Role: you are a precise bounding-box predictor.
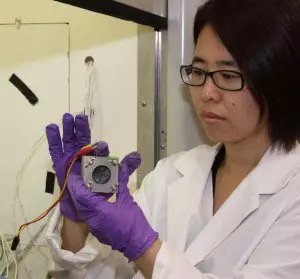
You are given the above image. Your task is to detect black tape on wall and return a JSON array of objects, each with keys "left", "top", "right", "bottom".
[
  {"left": 9, "top": 74, "right": 39, "bottom": 106},
  {"left": 45, "top": 171, "right": 56, "bottom": 194}
]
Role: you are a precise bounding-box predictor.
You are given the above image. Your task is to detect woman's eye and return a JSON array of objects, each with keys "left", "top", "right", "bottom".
[
  {"left": 221, "top": 73, "right": 239, "bottom": 80},
  {"left": 192, "top": 69, "right": 204, "bottom": 76}
]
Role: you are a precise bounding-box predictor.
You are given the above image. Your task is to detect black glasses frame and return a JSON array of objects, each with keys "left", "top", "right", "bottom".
[{"left": 180, "top": 65, "right": 245, "bottom": 91}]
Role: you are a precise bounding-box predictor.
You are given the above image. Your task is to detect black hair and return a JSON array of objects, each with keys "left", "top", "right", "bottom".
[{"left": 194, "top": 0, "right": 300, "bottom": 152}]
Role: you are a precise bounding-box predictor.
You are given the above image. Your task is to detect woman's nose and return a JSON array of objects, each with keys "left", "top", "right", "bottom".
[{"left": 200, "top": 76, "right": 221, "bottom": 103}]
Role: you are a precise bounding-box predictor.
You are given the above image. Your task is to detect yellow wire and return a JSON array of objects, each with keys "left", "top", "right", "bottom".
[
  {"left": 17, "top": 159, "right": 76, "bottom": 236},
  {"left": 17, "top": 144, "right": 93, "bottom": 236}
]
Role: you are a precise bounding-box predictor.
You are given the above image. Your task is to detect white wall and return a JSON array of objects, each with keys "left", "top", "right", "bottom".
[{"left": 0, "top": 1, "right": 138, "bottom": 278}]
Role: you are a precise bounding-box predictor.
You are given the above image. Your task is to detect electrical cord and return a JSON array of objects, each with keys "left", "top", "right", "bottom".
[
  {"left": 0, "top": 239, "right": 3, "bottom": 263},
  {"left": 13, "top": 112, "right": 85, "bottom": 233},
  {"left": 11, "top": 143, "right": 96, "bottom": 251},
  {"left": 11, "top": 112, "right": 86, "bottom": 277},
  {"left": 0, "top": 235, "right": 8, "bottom": 278},
  {"left": 84, "top": 60, "right": 96, "bottom": 129},
  {"left": 11, "top": 132, "right": 49, "bottom": 272},
  {"left": 4, "top": 236, "right": 17, "bottom": 279},
  {"left": 13, "top": 113, "right": 84, "bottom": 265},
  {"left": 13, "top": 132, "right": 46, "bottom": 232},
  {"left": 0, "top": 232, "right": 18, "bottom": 279}
]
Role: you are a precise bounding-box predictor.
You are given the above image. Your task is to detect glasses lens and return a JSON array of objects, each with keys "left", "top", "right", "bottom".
[
  {"left": 213, "top": 71, "right": 243, "bottom": 90},
  {"left": 181, "top": 66, "right": 205, "bottom": 86}
]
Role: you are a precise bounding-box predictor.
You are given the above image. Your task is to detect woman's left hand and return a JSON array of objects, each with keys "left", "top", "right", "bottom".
[{"left": 67, "top": 151, "right": 159, "bottom": 262}]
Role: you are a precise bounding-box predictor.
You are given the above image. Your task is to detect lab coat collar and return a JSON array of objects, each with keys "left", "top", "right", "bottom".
[
  {"left": 166, "top": 144, "right": 220, "bottom": 251},
  {"left": 173, "top": 143, "right": 221, "bottom": 177},
  {"left": 167, "top": 143, "right": 300, "bottom": 265},
  {"left": 174, "top": 143, "right": 300, "bottom": 194},
  {"left": 251, "top": 144, "right": 300, "bottom": 195}
]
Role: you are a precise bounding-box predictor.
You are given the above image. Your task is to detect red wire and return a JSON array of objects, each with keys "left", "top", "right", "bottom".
[{"left": 17, "top": 145, "right": 94, "bottom": 235}]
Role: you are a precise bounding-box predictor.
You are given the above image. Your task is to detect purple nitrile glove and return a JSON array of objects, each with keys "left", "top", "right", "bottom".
[
  {"left": 45, "top": 113, "right": 109, "bottom": 222},
  {"left": 67, "top": 151, "right": 159, "bottom": 262}
]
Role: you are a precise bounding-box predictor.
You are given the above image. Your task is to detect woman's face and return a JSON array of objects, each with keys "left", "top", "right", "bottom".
[{"left": 190, "top": 24, "right": 266, "bottom": 144}]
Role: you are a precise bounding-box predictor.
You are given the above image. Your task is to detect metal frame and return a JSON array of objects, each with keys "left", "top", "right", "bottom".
[
  {"left": 154, "top": 30, "right": 167, "bottom": 163},
  {"left": 165, "top": 0, "right": 209, "bottom": 156},
  {"left": 154, "top": 31, "right": 162, "bottom": 165},
  {"left": 137, "top": 26, "right": 155, "bottom": 186},
  {"left": 54, "top": 0, "right": 168, "bottom": 30},
  {"left": 112, "top": 0, "right": 167, "bottom": 18},
  {"left": 136, "top": 27, "right": 168, "bottom": 186}
]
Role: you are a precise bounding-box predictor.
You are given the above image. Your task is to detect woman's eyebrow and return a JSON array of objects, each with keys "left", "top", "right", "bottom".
[
  {"left": 216, "top": 60, "right": 238, "bottom": 67},
  {"left": 192, "top": 56, "right": 206, "bottom": 64},
  {"left": 192, "top": 56, "right": 238, "bottom": 68}
]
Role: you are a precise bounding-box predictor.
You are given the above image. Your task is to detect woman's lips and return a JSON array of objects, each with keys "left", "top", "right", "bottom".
[{"left": 201, "top": 111, "right": 226, "bottom": 123}]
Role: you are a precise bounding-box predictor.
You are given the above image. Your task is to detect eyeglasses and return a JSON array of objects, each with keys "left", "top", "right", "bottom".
[{"left": 180, "top": 65, "right": 245, "bottom": 91}]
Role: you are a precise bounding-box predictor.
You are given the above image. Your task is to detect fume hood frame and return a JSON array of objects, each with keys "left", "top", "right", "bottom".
[{"left": 54, "top": 0, "right": 168, "bottom": 30}]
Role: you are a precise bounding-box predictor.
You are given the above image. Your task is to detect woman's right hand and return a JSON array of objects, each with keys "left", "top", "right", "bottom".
[{"left": 45, "top": 113, "right": 110, "bottom": 222}]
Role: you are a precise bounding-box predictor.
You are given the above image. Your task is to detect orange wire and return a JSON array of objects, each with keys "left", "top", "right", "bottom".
[
  {"left": 17, "top": 159, "right": 76, "bottom": 236},
  {"left": 17, "top": 144, "right": 93, "bottom": 237}
]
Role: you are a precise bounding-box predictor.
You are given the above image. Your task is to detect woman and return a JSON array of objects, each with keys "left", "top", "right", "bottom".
[{"left": 45, "top": 0, "right": 300, "bottom": 278}]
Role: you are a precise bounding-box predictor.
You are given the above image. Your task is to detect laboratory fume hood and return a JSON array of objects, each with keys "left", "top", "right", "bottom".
[{"left": 54, "top": 0, "right": 208, "bottom": 185}]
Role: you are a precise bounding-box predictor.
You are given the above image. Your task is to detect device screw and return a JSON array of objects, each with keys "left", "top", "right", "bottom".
[
  {"left": 88, "top": 157, "right": 96, "bottom": 165},
  {"left": 160, "top": 144, "right": 166, "bottom": 150},
  {"left": 141, "top": 100, "right": 148, "bottom": 107},
  {"left": 87, "top": 181, "right": 93, "bottom": 189},
  {"left": 111, "top": 160, "right": 118, "bottom": 166},
  {"left": 15, "top": 18, "right": 22, "bottom": 29},
  {"left": 111, "top": 184, "right": 119, "bottom": 193}
]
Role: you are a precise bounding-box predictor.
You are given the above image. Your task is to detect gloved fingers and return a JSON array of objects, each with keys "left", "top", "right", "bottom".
[
  {"left": 71, "top": 160, "right": 81, "bottom": 173},
  {"left": 62, "top": 113, "right": 76, "bottom": 156},
  {"left": 120, "top": 152, "right": 141, "bottom": 176},
  {"left": 116, "top": 166, "right": 131, "bottom": 203},
  {"left": 116, "top": 152, "right": 141, "bottom": 203},
  {"left": 93, "top": 141, "right": 110, "bottom": 157},
  {"left": 46, "top": 124, "right": 63, "bottom": 166},
  {"left": 75, "top": 114, "right": 91, "bottom": 149}
]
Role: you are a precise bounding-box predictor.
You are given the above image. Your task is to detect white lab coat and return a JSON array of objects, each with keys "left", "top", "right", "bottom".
[{"left": 46, "top": 144, "right": 300, "bottom": 279}]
